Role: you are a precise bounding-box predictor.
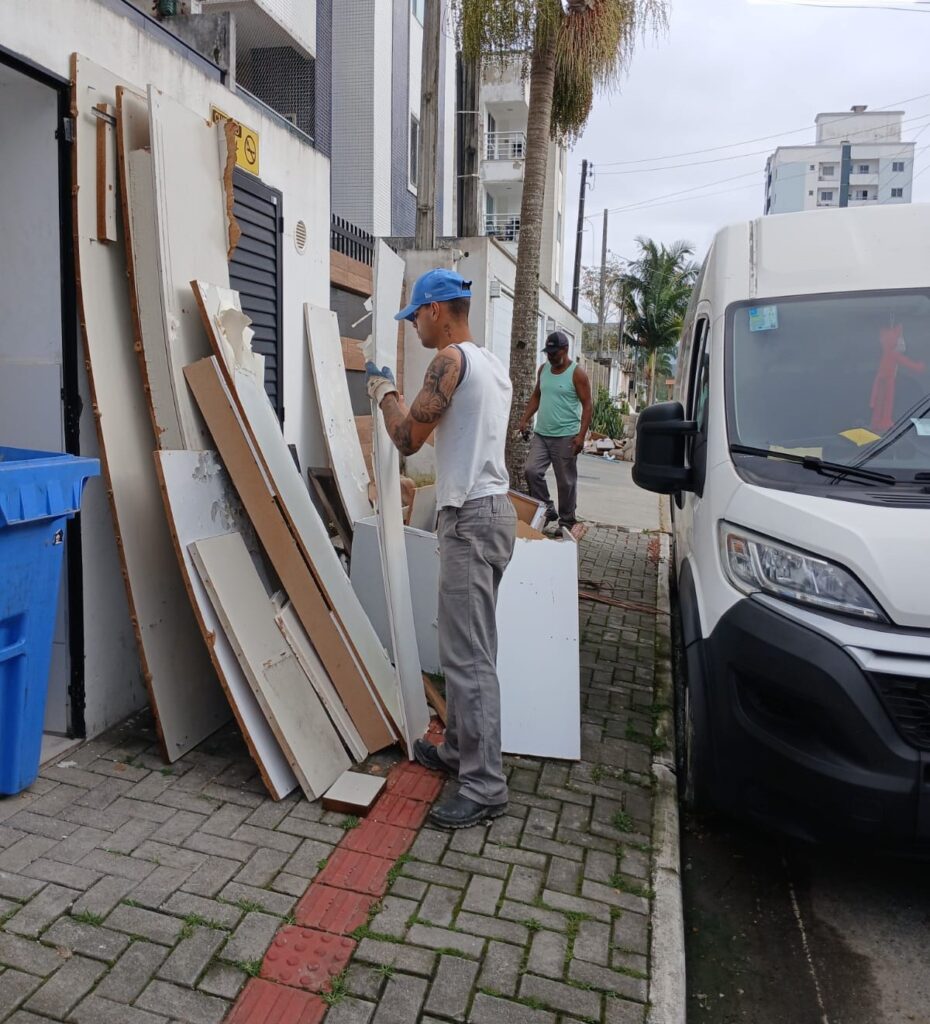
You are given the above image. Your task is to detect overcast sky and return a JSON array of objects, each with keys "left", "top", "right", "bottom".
[{"left": 564, "top": 0, "right": 930, "bottom": 317}]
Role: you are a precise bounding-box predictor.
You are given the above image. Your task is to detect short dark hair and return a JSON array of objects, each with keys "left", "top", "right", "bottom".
[{"left": 445, "top": 297, "right": 471, "bottom": 321}]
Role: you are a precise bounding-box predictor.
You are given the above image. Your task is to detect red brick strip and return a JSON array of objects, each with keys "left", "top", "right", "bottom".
[{"left": 225, "top": 730, "right": 445, "bottom": 1024}]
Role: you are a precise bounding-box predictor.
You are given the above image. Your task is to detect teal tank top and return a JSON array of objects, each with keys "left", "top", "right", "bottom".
[{"left": 535, "top": 362, "right": 582, "bottom": 437}]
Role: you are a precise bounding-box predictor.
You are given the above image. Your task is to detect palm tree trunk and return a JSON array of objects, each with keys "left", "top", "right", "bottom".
[
  {"left": 504, "top": 27, "right": 558, "bottom": 491},
  {"left": 647, "top": 348, "right": 657, "bottom": 406}
]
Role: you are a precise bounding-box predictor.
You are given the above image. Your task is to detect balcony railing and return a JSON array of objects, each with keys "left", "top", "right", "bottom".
[
  {"left": 485, "top": 214, "right": 521, "bottom": 243},
  {"left": 486, "top": 131, "right": 527, "bottom": 161},
  {"left": 331, "top": 214, "right": 374, "bottom": 266}
]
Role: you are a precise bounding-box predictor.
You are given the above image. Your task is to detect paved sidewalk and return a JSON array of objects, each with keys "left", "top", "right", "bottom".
[{"left": 0, "top": 526, "right": 662, "bottom": 1024}]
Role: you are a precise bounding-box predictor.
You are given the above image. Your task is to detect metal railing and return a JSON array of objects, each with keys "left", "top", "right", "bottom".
[
  {"left": 485, "top": 131, "right": 527, "bottom": 161},
  {"left": 485, "top": 214, "right": 521, "bottom": 243},
  {"left": 331, "top": 214, "right": 374, "bottom": 266}
]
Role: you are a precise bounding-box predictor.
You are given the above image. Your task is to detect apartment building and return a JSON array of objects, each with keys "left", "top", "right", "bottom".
[{"left": 765, "top": 106, "right": 915, "bottom": 214}]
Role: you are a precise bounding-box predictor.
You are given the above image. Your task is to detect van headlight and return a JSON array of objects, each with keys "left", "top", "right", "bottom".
[{"left": 718, "top": 522, "right": 885, "bottom": 621}]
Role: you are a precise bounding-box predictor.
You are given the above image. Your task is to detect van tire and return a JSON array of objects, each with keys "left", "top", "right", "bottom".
[{"left": 672, "top": 582, "right": 713, "bottom": 811}]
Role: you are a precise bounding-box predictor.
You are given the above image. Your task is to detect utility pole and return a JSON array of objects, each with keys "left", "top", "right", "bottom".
[
  {"left": 570, "top": 160, "right": 591, "bottom": 314},
  {"left": 415, "top": 0, "right": 442, "bottom": 249},
  {"left": 596, "top": 208, "right": 608, "bottom": 358},
  {"left": 839, "top": 141, "right": 852, "bottom": 208},
  {"left": 457, "top": 54, "right": 481, "bottom": 238}
]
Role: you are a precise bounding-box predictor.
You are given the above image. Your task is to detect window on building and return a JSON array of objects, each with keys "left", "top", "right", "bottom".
[
  {"left": 409, "top": 114, "right": 419, "bottom": 191},
  {"left": 411, "top": 0, "right": 424, "bottom": 23},
  {"left": 808, "top": 190, "right": 814, "bottom": 197},
  {"left": 858, "top": 164, "right": 871, "bottom": 174},
  {"left": 854, "top": 189, "right": 871, "bottom": 200},
  {"left": 809, "top": 164, "right": 815, "bottom": 170},
  {"left": 819, "top": 190, "right": 834, "bottom": 203},
  {"left": 821, "top": 164, "right": 835, "bottom": 178},
  {"left": 893, "top": 161, "right": 905, "bottom": 172},
  {"left": 892, "top": 188, "right": 904, "bottom": 198},
  {"left": 557, "top": 211, "right": 562, "bottom": 243}
]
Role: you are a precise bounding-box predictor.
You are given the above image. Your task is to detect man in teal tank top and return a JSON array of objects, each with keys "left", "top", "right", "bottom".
[{"left": 516, "top": 331, "right": 592, "bottom": 528}]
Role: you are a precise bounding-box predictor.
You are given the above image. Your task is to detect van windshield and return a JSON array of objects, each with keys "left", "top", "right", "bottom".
[{"left": 726, "top": 291, "right": 930, "bottom": 481}]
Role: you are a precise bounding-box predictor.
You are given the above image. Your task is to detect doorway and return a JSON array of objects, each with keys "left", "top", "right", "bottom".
[{"left": 0, "top": 52, "right": 84, "bottom": 747}]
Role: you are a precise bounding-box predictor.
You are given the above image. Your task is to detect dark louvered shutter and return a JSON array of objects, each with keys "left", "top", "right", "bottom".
[{"left": 231, "top": 168, "right": 284, "bottom": 422}]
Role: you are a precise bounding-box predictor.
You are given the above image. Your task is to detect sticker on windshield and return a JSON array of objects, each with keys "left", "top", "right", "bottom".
[
  {"left": 748, "top": 305, "right": 778, "bottom": 332},
  {"left": 911, "top": 418, "right": 930, "bottom": 437}
]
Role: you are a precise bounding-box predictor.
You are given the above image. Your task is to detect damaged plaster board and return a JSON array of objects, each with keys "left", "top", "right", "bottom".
[
  {"left": 185, "top": 356, "right": 396, "bottom": 753},
  {"left": 191, "top": 532, "right": 350, "bottom": 799},
  {"left": 147, "top": 84, "right": 230, "bottom": 450},
  {"left": 155, "top": 450, "right": 297, "bottom": 799},
  {"left": 191, "top": 281, "right": 265, "bottom": 383},
  {"left": 231, "top": 362, "right": 404, "bottom": 741},
  {"left": 274, "top": 599, "right": 367, "bottom": 763},
  {"left": 369, "top": 241, "right": 430, "bottom": 754},
  {"left": 304, "top": 303, "right": 372, "bottom": 525},
  {"left": 72, "top": 55, "right": 229, "bottom": 760}
]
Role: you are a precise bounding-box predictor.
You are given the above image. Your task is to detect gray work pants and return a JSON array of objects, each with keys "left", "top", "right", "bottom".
[
  {"left": 436, "top": 494, "right": 516, "bottom": 806},
  {"left": 524, "top": 433, "right": 579, "bottom": 524}
]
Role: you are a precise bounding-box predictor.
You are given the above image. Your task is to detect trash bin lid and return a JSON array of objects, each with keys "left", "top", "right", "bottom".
[{"left": 0, "top": 447, "right": 100, "bottom": 527}]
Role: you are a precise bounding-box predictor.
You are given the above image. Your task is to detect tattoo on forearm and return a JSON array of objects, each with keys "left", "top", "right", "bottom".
[
  {"left": 410, "top": 354, "right": 459, "bottom": 424},
  {"left": 381, "top": 397, "right": 417, "bottom": 455}
]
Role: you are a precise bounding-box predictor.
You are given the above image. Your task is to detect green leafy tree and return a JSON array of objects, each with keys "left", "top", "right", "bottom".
[
  {"left": 620, "top": 237, "right": 697, "bottom": 406},
  {"left": 453, "top": 0, "right": 667, "bottom": 487}
]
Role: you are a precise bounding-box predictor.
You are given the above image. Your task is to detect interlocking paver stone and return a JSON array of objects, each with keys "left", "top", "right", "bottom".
[
  {"left": 527, "top": 929, "right": 567, "bottom": 978},
  {"left": 418, "top": 883, "right": 460, "bottom": 927},
  {"left": 23, "top": 954, "right": 106, "bottom": 1017},
  {"left": 574, "top": 918, "right": 611, "bottom": 965},
  {"left": 469, "top": 992, "right": 556, "bottom": 1024},
  {"left": 520, "top": 973, "right": 602, "bottom": 1018},
  {"left": 355, "top": 938, "right": 436, "bottom": 976},
  {"left": 406, "top": 923, "right": 483, "bottom": 958},
  {"left": 0, "top": 931, "right": 70, "bottom": 975},
  {"left": 0, "top": 969, "right": 42, "bottom": 1014},
  {"left": 106, "top": 903, "right": 185, "bottom": 945},
  {"left": 568, "top": 958, "right": 649, "bottom": 1002},
  {"left": 221, "top": 910, "right": 281, "bottom": 964},
  {"left": 325, "top": 996, "right": 375, "bottom": 1024},
  {"left": 161, "top": 891, "right": 243, "bottom": 929},
  {"left": 370, "top": 972, "right": 428, "bottom": 1024},
  {"left": 94, "top": 940, "right": 170, "bottom": 1003},
  {"left": 137, "top": 978, "right": 229, "bottom": 1023},
  {"left": 158, "top": 924, "right": 227, "bottom": 985},
  {"left": 423, "top": 953, "right": 480, "bottom": 1020},
  {"left": 198, "top": 961, "right": 247, "bottom": 999},
  {"left": 476, "top": 939, "right": 523, "bottom": 996},
  {"left": 234, "top": 847, "right": 289, "bottom": 888},
  {"left": 180, "top": 854, "right": 240, "bottom": 898},
  {"left": 41, "top": 917, "right": 131, "bottom": 963},
  {"left": 368, "top": 893, "right": 418, "bottom": 939},
  {"left": 5, "top": 883, "right": 78, "bottom": 937},
  {"left": 461, "top": 874, "right": 503, "bottom": 915}
]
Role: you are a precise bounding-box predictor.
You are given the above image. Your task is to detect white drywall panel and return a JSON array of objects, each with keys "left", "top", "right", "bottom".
[
  {"left": 275, "top": 600, "right": 367, "bottom": 763},
  {"left": 191, "top": 532, "right": 350, "bottom": 799},
  {"left": 193, "top": 281, "right": 265, "bottom": 380},
  {"left": 73, "top": 55, "right": 229, "bottom": 759},
  {"left": 148, "top": 85, "right": 229, "bottom": 450},
  {"left": 304, "top": 303, "right": 372, "bottom": 524},
  {"left": 370, "top": 241, "right": 430, "bottom": 752},
  {"left": 231, "top": 364, "right": 402, "bottom": 733},
  {"left": 155, "top": 450, "right": 297, "bottom": 799}
]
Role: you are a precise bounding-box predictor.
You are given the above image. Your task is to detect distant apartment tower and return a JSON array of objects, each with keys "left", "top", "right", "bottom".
[
  {"left": 330, "top": 0, "right": 456, "bottom": 238},
  {"left": 765, "top": 106, "right": 914, "bottom": 215},
  {"left": 475, "top": 61, "right": 568, "bottom": 297}
]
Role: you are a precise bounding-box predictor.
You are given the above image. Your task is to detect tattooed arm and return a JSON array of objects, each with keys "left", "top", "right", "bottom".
[{"left": 379, "top": 348, "right": 463, "bottom": 456}]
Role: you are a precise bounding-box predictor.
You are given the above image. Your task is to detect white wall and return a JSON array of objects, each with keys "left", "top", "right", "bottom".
[{"left": 1, "top": 0, "right": 331, "bottom": 737}]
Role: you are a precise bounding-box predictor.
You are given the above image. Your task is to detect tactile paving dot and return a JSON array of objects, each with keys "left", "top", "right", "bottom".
[{"left": 261, "top": 926, "right": 356, "bottom": 991}]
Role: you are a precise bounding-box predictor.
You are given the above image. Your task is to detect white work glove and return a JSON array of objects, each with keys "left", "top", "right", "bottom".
[{"left": 365, "top": 361, "right": 398, "bottom": 406}]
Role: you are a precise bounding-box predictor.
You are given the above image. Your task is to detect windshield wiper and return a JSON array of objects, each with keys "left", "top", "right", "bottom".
[
  {"left": 730, "top": 444, "right": 897, "bottom": 486},
  {"left": 852, "top": 395, "right": 930, "bottom": 471}
]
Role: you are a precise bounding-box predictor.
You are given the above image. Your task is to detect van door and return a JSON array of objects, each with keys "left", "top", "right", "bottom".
[{"left": 675, "top": 313, "right": 711, "bottom": 565}]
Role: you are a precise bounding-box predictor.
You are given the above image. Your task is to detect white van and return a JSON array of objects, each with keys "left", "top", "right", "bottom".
[{"left": 633, "top": 204, "right": 930, "bottom": 844}]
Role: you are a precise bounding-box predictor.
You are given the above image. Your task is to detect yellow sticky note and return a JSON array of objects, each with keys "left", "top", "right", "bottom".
[
  {"left": 840, "top": 428, "right": 881, "bottom": 447},
  {"left": 770, "top": 445, "right": 823, "bottom": 458}
]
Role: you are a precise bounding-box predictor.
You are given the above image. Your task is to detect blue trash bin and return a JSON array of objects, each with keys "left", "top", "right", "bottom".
[{"left": 0, "top": 447, "right": 100, "bottom": 796}]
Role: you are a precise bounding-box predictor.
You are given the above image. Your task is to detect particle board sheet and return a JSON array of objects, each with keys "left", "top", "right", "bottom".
[
  {"left": 370, "top": 242, "right": 430, "bottom": 753},
  {"left": 305, "top": 303, "right": 372, "bottom": 525},
  {"left": 190, "top": 533, "right": 350, "bottom": 799},
  {"left": 71, "top": 54, "right": 229, "bottom": 760},
  {"left": 231, "top": 363, "right": 404, "bottom": 739},
  {"left": 274, "top": 600, "right": 367, "bottom": 763},
  {"left": 147, "top": 85, "right": 231, "bottom": 450},
  {"left": 154, "top": 450, "right": 297, "bottom": 799},
  {"left": 184, "top": 356, "right": 395, "bottom": 753}
]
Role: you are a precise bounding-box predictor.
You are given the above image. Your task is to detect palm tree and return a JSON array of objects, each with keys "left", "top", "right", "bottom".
[
  {"left": 620, "top": 237, "right": 697, "bottom": 406},
  {"left": 452, "top": 0, "right": 667, "bottom": 487}
]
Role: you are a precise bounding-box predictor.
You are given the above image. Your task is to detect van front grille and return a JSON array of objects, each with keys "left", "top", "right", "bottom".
[{"left": 870, "top": 674, "right": 930, "bottom": 750}]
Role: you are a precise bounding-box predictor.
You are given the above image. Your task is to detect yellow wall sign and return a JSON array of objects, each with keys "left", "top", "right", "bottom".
[{"left": 210, "top": 106, "right": 260, "bottom": 176}]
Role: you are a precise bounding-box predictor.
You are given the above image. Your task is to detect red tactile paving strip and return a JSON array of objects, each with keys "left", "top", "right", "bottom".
[
  {"left": 293, "top": 884, "right": 374, "bottom": 935},
  {"left": 225, "top": 978, "right": 326, "bottom": 1024},
  {"left": 224, "top": 722, "right": 445, "bottom": 1024},
  {"left": 262, "top": 927, "right": 356, "bottom": 991}
]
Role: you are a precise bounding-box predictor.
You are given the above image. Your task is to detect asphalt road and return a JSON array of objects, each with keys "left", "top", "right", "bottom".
[{"left": 683, "top": 810, "right": 930, "bottom": 1024}]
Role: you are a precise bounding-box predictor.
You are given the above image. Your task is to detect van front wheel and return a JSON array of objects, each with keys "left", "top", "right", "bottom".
[{"left": 675, "top": 630, "right": 713, "bottom": 811}]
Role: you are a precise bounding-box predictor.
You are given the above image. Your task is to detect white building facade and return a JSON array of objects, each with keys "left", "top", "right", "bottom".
[
  {"left": 765, "top": 106, "right": 915, "bottom": 215},
  {"left": 478, "top": 62, "right": 568, "bottom": 297}
]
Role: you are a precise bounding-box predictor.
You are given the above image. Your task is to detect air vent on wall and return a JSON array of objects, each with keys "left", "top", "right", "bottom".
[{"left": 294, "top": 219, "right": 308, "bottom": 254}]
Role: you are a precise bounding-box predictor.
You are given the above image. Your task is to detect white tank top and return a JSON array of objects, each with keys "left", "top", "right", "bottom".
[{"left": 434, "top": 342, "right": 512, "bottom": 509}]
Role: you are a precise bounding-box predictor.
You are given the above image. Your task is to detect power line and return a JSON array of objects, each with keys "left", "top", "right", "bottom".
[{"left": 594, "top": 92, "right": 930, "bottom": 167}]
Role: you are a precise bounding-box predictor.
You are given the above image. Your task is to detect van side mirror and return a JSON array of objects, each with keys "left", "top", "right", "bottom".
[{"left": 632, "top": 401, "right": 697, "bottom": 495}]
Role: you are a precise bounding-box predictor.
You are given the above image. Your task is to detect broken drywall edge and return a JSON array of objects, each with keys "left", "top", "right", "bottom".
[{"left": 220, "top": 118, "right": 241, "bottom": 260}]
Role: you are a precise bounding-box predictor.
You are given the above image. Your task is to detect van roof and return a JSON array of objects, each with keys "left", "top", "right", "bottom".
[{"left": 705, "top": 203, "right": 930, "bottom": 305}]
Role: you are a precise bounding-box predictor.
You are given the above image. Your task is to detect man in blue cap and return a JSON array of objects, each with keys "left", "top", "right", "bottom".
[{"left": 365, "top": 268, "right": 516, "bottom": 830}]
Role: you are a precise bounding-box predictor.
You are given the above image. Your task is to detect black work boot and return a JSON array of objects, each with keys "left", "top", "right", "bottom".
[
  {"left": 429, "top": 793, "right": 508, "bottom": 830},
  {"left": 413, "top": 738, "right": 450, "bottom": 774}
]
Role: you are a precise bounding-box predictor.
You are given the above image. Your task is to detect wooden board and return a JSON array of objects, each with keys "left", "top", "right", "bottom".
[
  {"left": 147, "top": 86, "right": 230, "bottom": 450},
  {"left": 308, "top": 468, "right": 354, "bottom": 555},
  {"left": 185, "top": 357, "right": 395, "bottom": 752},
  {"left": 71, "top": 55, "right": 229, "bottom": 761},
  {"left": 231, "top": 364, "right": 404, "bottom": 736},
  {"left": 321, "top": 771, "right": 386, "bottom": 816},
  {"left": 95, "top": 103, "right": 117, "bottom": 242},
  {"left": 510, "top": 490, "right": 548, "bottom": 530},
  {"left": 305, "top": 303, "right": 373, "bottom": 525},
  {"left": 154, "top": 450, "right": 297, "bottom": 799},
  {"left": 191, "top": 533, "right": 350, "bottom": 799},
  {"left": 274, "top": 601, "right": 367, "bottom": 763},
  {"left": 370, "top": 242, "right": 430, "bottom": 753}
]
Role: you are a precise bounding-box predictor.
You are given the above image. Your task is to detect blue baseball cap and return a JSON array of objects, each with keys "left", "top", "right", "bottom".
[{"left": 395, "top": 269, "right": 472, "bottom": 322}]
